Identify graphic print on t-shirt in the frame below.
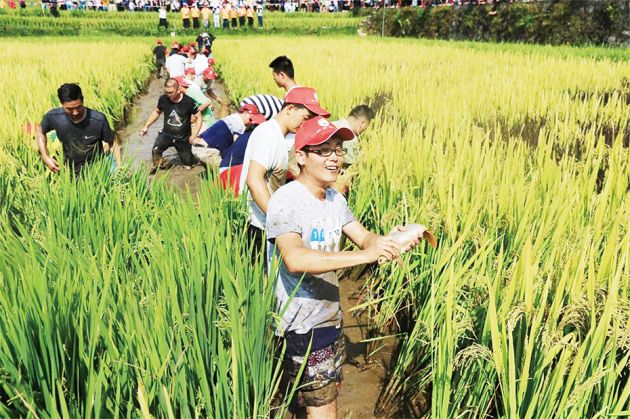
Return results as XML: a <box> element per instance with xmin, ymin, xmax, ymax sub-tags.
<box><xmin>167</xmin><ymin>110</ymin><xmax>183</xmax><ymax>127</ymax></box>
<box><xmin>308</xmin><ymin>217</ymin><xmax>342</xmax><ymax>252</ymax></box>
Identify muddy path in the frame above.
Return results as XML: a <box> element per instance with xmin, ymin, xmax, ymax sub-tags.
<box><xmin>118</xmin><ymin>76</ymin><xmax>231</xmax><ymax>196</ymax></box>
<box><xmin>118</xmin><ymin>75</ymin><xmax>390</xmax><ymax>418</ymax></box>
<box><xmin>339</xmin><ymin>275</ymin><xmax>396</xmax><ymax>418</ymax></box>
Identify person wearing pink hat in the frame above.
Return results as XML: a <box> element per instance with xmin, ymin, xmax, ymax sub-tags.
<box><xmin>239</xmin><ymin>87</ymin><xmax>329</xmax><ymax>254</ymax></box>
<box><xmin>193</xmin><ymin>103</ymin><xmax>265</xmax><ymax>153</ymax></box>
<box><xmin>265</xmin><ymin>116</ymin><xmax>415</xmax><ymax>418</ymax></box>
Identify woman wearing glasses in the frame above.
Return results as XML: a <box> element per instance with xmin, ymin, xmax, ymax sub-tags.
<box><xmin>265</xmin><ymin>116</ymin><xmax>419</xmax><ymax>418</ymax></box>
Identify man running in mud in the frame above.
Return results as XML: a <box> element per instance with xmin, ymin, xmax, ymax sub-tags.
<box><xmin>37</xmin><ymin>83</ymin><xmax>117</xmax><ymax>176</ymax></box>
<box><xmin>266</xmin><ymin>116</ymin><xmax>418</xmax><ymax>418</ymax></box>
<box><xmin>140</xmin><ymin>78</ymin><xmax>202</xmax><ymax>173</ymax></box>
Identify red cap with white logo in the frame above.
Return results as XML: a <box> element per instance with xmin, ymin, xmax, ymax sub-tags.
<box><xmin>284</xmin><ymin>87</ymin><xmax>330</xmax><ymax>117</ymax></box>
<box><xmin>295</xmin><ymin>116</ymin><xmax>355</xmax><ymax>151</ymax></box>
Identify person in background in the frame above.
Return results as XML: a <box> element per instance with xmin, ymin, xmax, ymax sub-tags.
<box><xmin>201</xmin><ymin>67</ymin><xmax>222</xmax><ymax>106</ymax></box>
<box><xmin>153</xmin><ymin>39</ymin><xmax>168</xmax><ymax>78</ymax></box>
<box><xmin>239</xmin><ymin>94</ymin><xmax>283</xmax><ymax>122</ymax></box>
<box><xmin>229</xmin><ymin>3</ymin><xmax>238</xmax><ymax>28</ymax></box>
<box><xmin>269</xmin><ymin>55</ymin><xmax>299</xmax><ymax>94</ymax></box>
<box><xmin>194</xmin><ymin>104</ymin><xmax>265</xmax><ymax>152</ymax></box>
<box><xmin>221</xmin><ymin>3</ymin><xmax>230</xmax><ymax>28</ymax></box>
<box><xmin>212</xmin><ymin>0</ymin><xmax>221</xmax><ymax>28</ymax></box>
<box><xmin>238</xmin><ymin>55</ymin><xmax>298</xmax><ymax>122</ymax></box>
<box><xmin>256</xmin><ymin>0</ymin><xmax>263</xmax><ymax>27</ymax></box>
<box><xmin>238</xmin><ymin>3</ymin><xmax>246</xmax><ymax>26</ymax></box>
<box><xmin>333</xmin><ymin>104</ymin><xmax>375</xmax><ymax>168</ymax></box>
<box><xmin>37</xmin><ymin>83</ymin><xmax>117</xmax><ymax>176</ymax></box>
<box><xmin>176</xmin><ymin>75</ymin><xmax>215</xmax><ymax>131</ymax></box>
<box><xmin>165</xmin><ymin>46</ymin><xmax>187</xmax><ymax>77</ymax></box>
<box><xmin>246</xmin><ymin>4</ymin><xmax>254</xmax><ymax>27</ymax></box>
<box><xmin>158</xmin><ymin>6</ymin><xmax>168</xmax><ymax>29</ymax></box>
<box><xmin>266</xmin><ymin>116</ymin><xmax>410</xmax><ymax>419</ymax></box>
<box><xmin>181</xmin><ymin>3</ymin><xmax>191</xmax><ymax>28</ymax></box>
<box><xmin>140</xmin><ymin>78</ymin><xmax>202</xmax><ymax>172</ymax></box>
<box><xmin>238</xmin><ymin>87</ymin><xmax>329</xmax><ymax>255</ymax></box>
<box><xmin>201</xmin><ymin>3</ymin><xmax>211</xmax><ymax>28</ymax></box>
<box><xmin>191</xmin><ymin>3</ymin><xmax>200</xmax><ymax>28</ymax></box>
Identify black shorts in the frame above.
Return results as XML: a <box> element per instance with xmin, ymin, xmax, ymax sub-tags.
<box><xmin>152</xmin><ymin>132</ymin><xmax>197</xmax><ymax>166</ymax></box>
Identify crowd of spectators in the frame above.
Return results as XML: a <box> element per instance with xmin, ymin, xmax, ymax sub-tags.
<box><xmin>1</xmin><ymin>0</ymin><xmax>526</xmax><ymax>13</ymax></box>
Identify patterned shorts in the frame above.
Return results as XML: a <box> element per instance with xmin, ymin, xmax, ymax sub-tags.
<box><xmin>283</xmin><ymin>331</ymin><xmax>345</xmax><ymax>408</ymax></box>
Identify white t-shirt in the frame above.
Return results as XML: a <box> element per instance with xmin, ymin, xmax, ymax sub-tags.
<box><xmin>266</xmin><ymin>181</ymin><xmax>356</xmax><ymax>334</ymax></box>
<box><xmin>159</xmin><ymin>8</ymin><xmax>167</xmax><ymax>18</ymax></box>
<box><xmin>222</xmin><ymin>113</ymin><xmax>246</xmax><ymax>135</ymax></box>
<box><xmin>165</xmin><ymin>54</ymin><xmax>186</xmax><ymax>77</ymax></box>
<box><xmin>239</xmin><ymin>119</ymin><xmax>288</xmax><ymax>229</ymax></box>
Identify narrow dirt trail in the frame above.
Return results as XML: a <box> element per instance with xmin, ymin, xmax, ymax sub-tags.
<box><xmin>119</xmin><ymin>76</ymin><xmax>230</xmax><ymax>195</ymax></box>
<box><xmin>118</xmin><ymin>75</ymin><xmax>390</xmax><ymax>418</ymax></box>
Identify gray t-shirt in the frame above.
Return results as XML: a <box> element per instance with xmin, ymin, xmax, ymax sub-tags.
<box><xmin>266</xmin><ymin>181</ymin><xmax>356</xmax><ymax>335</ymax></box>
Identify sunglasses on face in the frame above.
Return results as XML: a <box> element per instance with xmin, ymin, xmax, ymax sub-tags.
<box><xmin>304</xmin><ymin>147</ymin><xmax>346</xmax><ymax>157</ymax></box>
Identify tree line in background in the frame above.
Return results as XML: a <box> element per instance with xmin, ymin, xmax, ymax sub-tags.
<box><xmin>364</xmin><ymin>0</ymin><xmax>630</xmax><ymax>46</ymax></box>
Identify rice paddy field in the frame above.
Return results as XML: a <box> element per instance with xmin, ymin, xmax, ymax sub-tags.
<box><xmin>1</xmin><ymin>32</ymin><xmax>629</xmax><ymax>417</ymax></box>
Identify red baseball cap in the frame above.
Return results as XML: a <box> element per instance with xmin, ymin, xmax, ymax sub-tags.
<box><xmin>157</xmin><ymin>39</ymin><xmax>162</xmax><ymax>45</ymax></box>
<box><xmin>295</xmin><ymin>116</ymin><xmax>354</xmax><ymax>151</ymax></box>
<box><xmin>284</xmin><ymin>87</ymin><xmax>329</xmax><ymax>117</ymax></box>
<box><xmin>208</xmin><ymin>57</ymin><xmax>215</xmax><ymax>66</ymax></box>
<box><xmin>240</xmin><ymin>103</ymin><xmax>266</xmax><ymax>125</ymax></box>
<box><xmin>203</xmin><ymin>68</ymin><xmax>217</xmax><ymax>80</ymax></box>
<box><xmin>181</xmin><ymin>45</ymin><xmax>190</xmax><ymax>53</ymax></box>
<box><xmin>173</xmin><ymin>76</ymin><xmax>191</xmax><ymax>87</ymax></box>
<box><xmin>184</xmin><ymin>67</ymin><xmax>196</xmax><ymax>75</ymax></box>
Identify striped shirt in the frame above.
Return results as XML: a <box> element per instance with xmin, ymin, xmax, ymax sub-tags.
<box><xmin>239</xmin><ymin>94</ymin><xmax>283</xmax><ymax>121</ymax></box>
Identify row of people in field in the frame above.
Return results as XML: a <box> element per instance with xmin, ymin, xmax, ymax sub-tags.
<box><xmin>137</xmin><ymin>54</ymin><xmax>415</xmax><ymax>417</ymax></box>
<box><xmin>34</xmin><ymin>50</ymin><xmax>420</xmax><ymax>418</ymax></box>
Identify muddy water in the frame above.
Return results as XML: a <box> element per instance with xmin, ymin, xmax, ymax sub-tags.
<box><xmin>119</xmin><ymin>77</ymin><xmax>231</xmax><ymax>196</ymax></box>
<box><xmin>119</xmin><ymin>76</ymin><xmax>387</xmax><ymax>418</ymax></box>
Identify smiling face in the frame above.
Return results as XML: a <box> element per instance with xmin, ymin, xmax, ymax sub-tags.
<box><xmin>296</xmin><ymin>137</ymin><xmax>345</xmax><ymax>186</ymax></box>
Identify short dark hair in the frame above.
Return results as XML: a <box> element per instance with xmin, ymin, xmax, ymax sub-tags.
<box><xmin>269</xmin><ymin>56</ymin><xmax>295</xmax><ymax>79</ymax></box>
<box><xmin>349</xmin><ymin>104</ymin><xmax>375</xmax><ymax>120</ymax></box>
<box><xmin>281</xmin><ymin>102</ymin><xmax>306</xmax><ymax>111</ymax></box>
<box><xmin>57</xmin><ymin>83</ymin><xmax>83</xmax><ymax>103</ymax></box>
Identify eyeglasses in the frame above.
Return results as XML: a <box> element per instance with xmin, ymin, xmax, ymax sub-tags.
<box><xmin>304</xmin><ymin>147</ymin><xmax>347</xmax><ymax>157</ymax></box>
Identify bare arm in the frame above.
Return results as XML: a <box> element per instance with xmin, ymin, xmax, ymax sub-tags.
<box><xmin>140</xmin><ymin>108</ymin><xmax>162</xmax><ymax>135</ymax></box>
<box><xmin>343</xmin><ymin>221</ymin><xmax>381</xmax><ymax>249</ymax></box>
<box><xmin>275</xmin><ymin>232</ymin><xmax>400</xmax><ymax>275</ymax></box>
<box><xmin>197</xmin><ymin>100</ymin><xmax>212</xmax><ymax>113</ymax></box>
<box><xmin>189</xmin><ymin>112</ymin><xmax>202</xmax><ymax>143</ymax></box>
<box><xmin>36</xmin><ymin>125</ymin><xmax>60</xmax><ymax>173</ymax></box>
<box><xmin>246</xmin><ymin>160</ymin><xmax>272</xmax><ymax>214</ymax></box>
